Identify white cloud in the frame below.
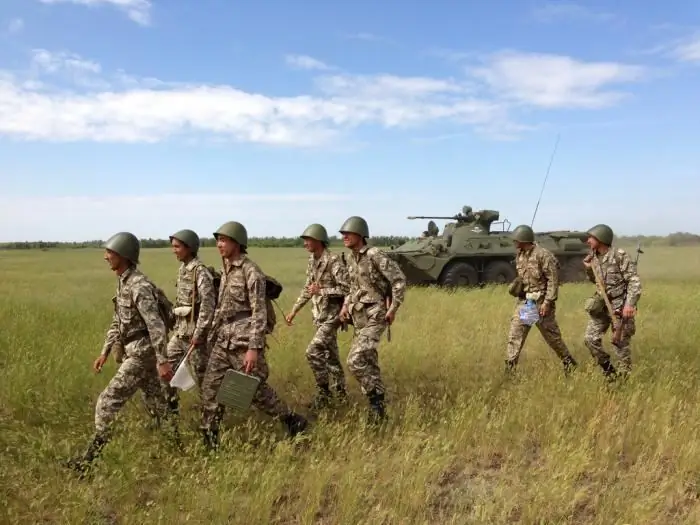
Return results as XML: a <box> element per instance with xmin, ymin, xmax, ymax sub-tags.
<box><xmin>6</xmin><ymin>18</ymin><xmax>24</xmax><ymax>34</ymax></box>
<box><xmin>0</xmin><ymin>47</ymin><xmax>648</xmax><ymax>147</ymax></box>
<box><xmin>531</xmin><ymin>2</ymin><xmax>617</xmax><ymax>23</ymax></box>
<box><xmin>670</xmin><ymin>32</ymin><xmax>700</xmax><ymax>63</ymax></box>
<box><xmin>285</xmin><ymin>54</ymin><xmax>333</xmax><ymax>71</ymax></box>
<box><xmin>38</xmin><ymin>0</ymin><xmax>151</xmax><ymax>26</ymax></box>
<box><xmin>469</xmin><ymin>50</ymin><xmax>646</xmax><ymax>109</ymax></box>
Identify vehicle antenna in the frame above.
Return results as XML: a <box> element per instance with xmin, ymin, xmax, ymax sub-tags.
<box><xmin>530</xmin><ymin>133</ymin><xmax>561</xmax><ymax>228</ymax></box>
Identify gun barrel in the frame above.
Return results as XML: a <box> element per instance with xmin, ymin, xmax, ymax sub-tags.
<box><xmin>406</xmin><ymin>215</ymin><xmax>458</xmax><ymax>220</ymax></box>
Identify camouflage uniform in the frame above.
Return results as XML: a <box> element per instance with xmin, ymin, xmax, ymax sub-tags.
<box><xmin>505</xmin><ymin>225</ymin><xmax>577</xmax><ymax>372</ymax></box>
<box><xmin>164</xmin><ymin>256</ymin><xmax>216</xmax><ymax>406</ymax></box>
<box><xmin>583</xmin><ymin>224</ymin><xmax>642</xmax><ymax>378</ymax></box>
<box><xmin>340</xmin><ymin>216</ymin><xmax>406</xmax><ymax>423</ymax></box>
<box><xmin>200</xmin><ymin>221</ymin><xmax>307</xmax><ymax>449</ymax></box>
<box><xmin>66</xmin><ymin>232</ymin><xmax>171</xmax><ymax>475</ymax></box>
<box><xmin>289</xmin><ymin>228</ymin><xmax>350</xmax><ymax>404</ymax></box>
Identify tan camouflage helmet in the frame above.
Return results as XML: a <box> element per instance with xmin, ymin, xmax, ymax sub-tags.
<box><xmin>169</xmin><ymin>229</ymin><xmax>200</xmax><ymax>254</ymax></box>
<box><xmin>213</xmin><ymin>221</ymin><xmax>248</xmax><ymax>248</ymax></box>
<box><xmin>339</xmin><ymin>216</ymin><xmax>370</xmax><ymax>238</ymax></box>
<box><xmin>587</xmin><ymin>224</ymin><xmax>614</xmax><ymax>245</ymax></box>
<box><xmin>103</xmin><ymin>231</ymin><xmax>140</xmax><ymax>264</ymax></box>
<box><xmin>511</xmin><ymin>224</ymin><xmax>535</xmax><ymax>243</ymax></box>
<box><xmin>301</xmin><ymin>223</ymin><xmax>329</xmax><ymax>245</ymax></box>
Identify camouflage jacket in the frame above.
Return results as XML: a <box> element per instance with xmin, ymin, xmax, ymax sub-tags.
<box><xmin>290</xmin><ymin>249</ymin><xmax>350</xmax><ymax>325</ymax></box>
<box><xmin>211</xmin><ymin>255</ymin><xmax>268</xmax><ymax>350</ymax></box>
<box><xmin>586</xmin><ymin>247</ymin><xmax>642</xmax><ymax>310</ymax></box>
<box><xmin>515</xmin><ymin>244</ymin><xmax>560</xmax><ymax>304</ymax></box>
<box><xmin>100</xmin><ymin>266</ymin><xmax>168</xmax><ymax>365</ymax></box>
<box><xmin>343</xmin><ymin>245</ymin><xmax>406</xmax><ymax>314</ymax></box>
<box><xmin>173</xmin><ymin>257</ymin><xmax>217</xmax><ymax>341</ymax></box>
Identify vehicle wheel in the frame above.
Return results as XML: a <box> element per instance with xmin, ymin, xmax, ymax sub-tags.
<box><xmin>560</xmin><ymin>256</ymin><xmax>587</xmax><ymax>283</ymax></box>
<box><xmin>483</xmin><ymin>260</ymin><xmax>517</xmax><ymax>284</ymax></box>
<box><xmin>439</xmin><ymin>261</ymin><xmax>479</xmax><ymax>288</ymax></box>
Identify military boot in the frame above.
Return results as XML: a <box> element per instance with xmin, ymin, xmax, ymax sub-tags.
<box><xmin>332</xmin><ymin>382</ymin><xmax>348</xmax><ymax>404</ymax></box>
<box><xmin>281</xmin><ymin>412</ymin><xmax>309</xmax><ymax>438</ymax></box>
<box><xmin>307</xmin><ymin>382</ymin><xmax>332</xmax><ymax>411</ymax></box>
<box><xmin>562</xmin><ymin>355</ymin><xmax>578</xmax><ymax>375</ymax></box>
<box><xmin>367</xmin><ymin>390</ymin><xmax>387</xmax><ymax>425</ymax></box>
<box><xmin>201</xmin><ymin>426</ymin><xmax>220</xmax><ymax>451</ymax></box>
<box><xmin>64</xmin><ymin>433</ymin><xmax>108</xmax><ymax>477</ymax></box>
<box><xmin>599</xmin><ymin>359</ymin><xmax>618</xmax><ymax>381</ymax></box>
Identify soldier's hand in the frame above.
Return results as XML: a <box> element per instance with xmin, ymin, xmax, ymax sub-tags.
<box><xmin>307</xmin><ymin>283</ymin><xmax>321</xmax><ymax>295</ymax></box>
<box><xmin>622</xmin><ymin>304</ymin><xmax>636</xmax><ymax>319</ymax></box>
<box><xmin>284</xmin><ymin>313</ymin><xmax>295</xmax><ymax>326</ymax></box>
<box><xmin>339</xmin><ymin>305</ymin><xmax>349</xmax><ymax>322</ymax></box>
<box><xmin>583</xmin><ymin>254</ymin><xmax>593</xmax><ymax>268</ymax></box>
<box><xmin>93</xmin><ymin>355</ymin><xmax>107</xmax><ymax>373</ymax></box>
<box><xmin>158</xmin><ymin>362</ymin><xmax>174</xmax><ymax>382</ymax></box>
<box><xmin>243</xmin><ymin>349</ymin><xmax>258</xmax><ymax>374</ymax></box>
<box><xmin>191</xmin><ymin>337</ymin><xmax>203</xmax><ymax>347</ymax></box>
<box><xmin>385</xmin><ymin>310</ymin><xmax>395</xmax><ymax>325</ymax></box>
<box><xmin>539</xmin><ymin>302</ymin><xmax>550</xmax><ymax>317</ymax></box>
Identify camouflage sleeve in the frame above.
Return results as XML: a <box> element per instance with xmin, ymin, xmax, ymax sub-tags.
<box><xmin>246</xmin><ymin>264</ymin><xmax>267</xmax><ymax>350</ymax></box>
<box><xmin>320</xmin><ymin>254</ymin><xmax>350</xmax><ymax>298</ymax></box>
<box><xmin>132</xmin><ymin>284</ymin><xmax>168</xmax><ymax>365</ymax></box>
<box><xmin>193</xmin><ymin>267</ymin><xmax>217</xmax><ymax>342</ymax></box>
<box><xmin>585</xmin><ymin>265</ymin><xmax>596</xmax><ymax>284</ymax></box>
<box><xmin>290</xmin><ymin>260</ymin><xmax>313</xmax><ymax>316</ymax></box>
<box><xmin>541</xmin><ymin>251</ymin><xmax>559</xmax><ymax>303</ymax></box>
<box><xmin>618</xmin><ymin>249</ymin><xmax>642</xmax><ymax>307</ymax></box>
<box><xmin>100</xmin><ymin>309</ymin><xmax>120</xmax><ymax>358</ymax></box>
<box><xmin>374</xmin><ymin>250</ymin><xmax>406</xmax><ymax>313</ymax></box>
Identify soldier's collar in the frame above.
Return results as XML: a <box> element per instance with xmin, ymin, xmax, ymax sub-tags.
<box><xmin>119</xmin><ymin>265</ymin><xmax>136</xmax><ymax>283</ymax></box>
<box><xmin>184</xmin><ymin>257</ymin><xmax>199</xmax><ymax>270</ymax></box>
<box><xmin>226</xmin><ymin>255</ymin><xmax>246</xmax><ymax>269</ymax></box>
<box><xmin>357</xmin><ymin>245</ymin><xmax>369</xmax><ymax>255</ymax></box>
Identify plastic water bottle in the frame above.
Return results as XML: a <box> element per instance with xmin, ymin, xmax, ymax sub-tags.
<box><xmin>519</xmin><ymin>299</ymin><xmax>540</xmax><ymax>326</ymax></box>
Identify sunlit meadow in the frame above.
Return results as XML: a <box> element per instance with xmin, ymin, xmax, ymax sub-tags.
<box><xmin>1</xmin><ymin>245</ymin><xmax>700</xmax><ymax>524</ymax></box>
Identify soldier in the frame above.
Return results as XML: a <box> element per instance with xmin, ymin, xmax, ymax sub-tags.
<box><xmin>200</xmin><ymin>221</ymin><xmax>308</xmax><ymax>450</ymax></box>
<box><xmin>505</xmin><ymin>224</ymin><xmax>578</xmax><ymax>373</ymax></box>
<box><xmin>285</xmin><ymin>223</ymin><xmax>350</xmax><ymax>410</ymax></box>
<box><xmin>65</xmin><ymin>232</ymin><xmax>173</xmax><ymax>475</ymax></box>
<box><xmin>163</xmin><ymin>229</ymin><xmax>217</xmax><ymax>415</ymax></box>
<box><xmin>582</xmin><ymin>224</ymin><xmax>642</xmax><ymax>380</ymax></box>
<box><xmin>338</xmin><ymin>216</ymin><xmax>406</xmax><ymax>424</ymax></box>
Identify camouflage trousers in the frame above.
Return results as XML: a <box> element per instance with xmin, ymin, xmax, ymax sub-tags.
<box><xmin>200</xmin><ymin>338</ymin><xmax>291</xmax><ymax>430</ymax></box>
<box><xmin>348</xmin><ymin>303</ymin><xmax>387</xmax><ymax>396</ymax></box>
<box><xmin>305</xmin><ymin>321</ymin><xmax>346</xmax><ymax>389</ymax></box>
<box><xmin>584</xmin><ymin>312</ymin><xmax>636</xmax><ymax>374</ymax></box>
<box><xmin>161</xmin><ymin>336</ymin><xmax>210</xmax><ymax>404</ymax></box>
<box><xmin>506</xmin><ymin>300</ymin><xmax>574</xmax><ymax>365</ymax></box>
<box><xmin>95</xmin><ymin>350</ymin><xmax>168</xmax><ymax>438</ymax></box>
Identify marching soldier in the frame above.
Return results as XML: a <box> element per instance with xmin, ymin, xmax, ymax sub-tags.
<box><xmin>286</xmin><ymin>223</ymin><xmax>350</xmax><ymax>409</ymax></box>
<box><xmin>163</xmin><ymin>229</ymin><xmax>217</xmax><ymax>414</ymax></box>
<box><xmin>338</xmin><ymin>216</ymin><xmax>406</xmax><ymax>424</ymax></box>
<box><xmin>65</xmin><ymin>232</ymin><xmax>173</xmax><ymax>475</ymax></box>
<box><xmin>505</xmin><ymin>224</ymin><xmax>578</xmax><ymax>373</ymax></box>
<box><xmin>582</xmin><ymin>224</ymin><xmax>642</xmax><ymax>380</ymax></box>
<box><xmin>200</xmin><ymin>221</ymin><xmax>308</xmax><ymax>450</ymax></box>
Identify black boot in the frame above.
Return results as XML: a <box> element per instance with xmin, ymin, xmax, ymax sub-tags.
<box><xmin>282</xmin><ymin>412</ymin><xmax>309</xmax><ymax>438</ymax></box>
<box><xmin>64</xmin><ymin>433</ymin><xmax>108</xmax><ymax>477</ymax></box>
<box><xmin>504</xmin><ymin>359</ymin><xmax>517</xmax><ymax>374</ymax></box>
<box><xmin>367</xmin><ymin>390</ymin><xmax>387</xmax><ymax>425</ymax></box>
<box><xmin>600</xmin><ymin>359</ymin><xmax>618</xmax><ymax>381</ymax></box>
<box><xmin>167</xmin><ymin>396</ymin><xmax>180</xmax><ymax>417</ymax></box>
<box><xmin>562</xmin><ymin>355</ymin><xmax>578</xmax><ymax>375</ymax></box>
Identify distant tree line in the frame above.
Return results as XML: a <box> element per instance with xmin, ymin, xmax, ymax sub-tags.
<box><xmin>1</xmin><ymin>232</ymin><xmax>699</xmax><ymax>251</ymax></box>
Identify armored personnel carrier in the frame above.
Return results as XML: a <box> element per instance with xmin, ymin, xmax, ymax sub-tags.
<box><xmin>385</xmin><ymin>205</ymin><xmax>590</xmax><ymax>288</ymax></box>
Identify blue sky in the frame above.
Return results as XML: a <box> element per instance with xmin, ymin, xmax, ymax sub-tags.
<box><xmin>0</xmin><ymin>0</ymin><xmax>698</xmax><ymax>242</ymax></box>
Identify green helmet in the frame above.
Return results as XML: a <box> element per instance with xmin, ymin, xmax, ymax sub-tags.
<box><xmin>587</xmin><ymin>223</ymin><xmax>614</xmax><ymax>245</ymax></box>
<box><xmin>213</xmin><ymin>221</ymin><xmax>248</xmax><ymax>248</ymax></box>
<box><xmin>169</xmin><ymin>229</ymin><xmax>200</xmax><ymax>253</ymax></box>
<box><xmin>301</xmin><ymin>223</ymin><xmax>329</xmax><ymax>244</ymax></box>
<box><xmin>103</xmin><ymin>232</ymin><xmax>140</xmax><ymax>264</ymax></box>
<box><xmin>339</xmin><ymin>216</ymin><xmax>370</xmax><ymax>238</ymax></box>
<box><xmin>512</xmin><ymin>224</ymin><xmax>535</xmax><ymax>243</ymax></box>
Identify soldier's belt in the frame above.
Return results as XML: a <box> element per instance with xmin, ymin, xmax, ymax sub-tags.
<box><xmin>222</xmin><ymin>311</ymin><xmax>252</xmax><ymax>324</ymax></box>
<box><xmin>120</xmin><ymin>329</ymin><xmax>149</xmax><ymax>346</ymax></box>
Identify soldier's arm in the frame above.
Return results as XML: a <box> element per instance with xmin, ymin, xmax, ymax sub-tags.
<box><xmin>246</xmin><ymin>266</ymin><xmax>267</xmax><ymax>350</ymax></box>
<box><xmin>193</xmin><ymin>268</ymin><xmax>217</xmax><ymax>342</ymax></box>
<box><xmin>374</xmin><ymin>251</ymin><xmax>406</xmax><ymax>314</ymax></box>
<box><xmin>289</xmin><ymin>262</ymin><xmax>313</xmax><ymax>316</ymax></box>
<box><xmin>133</xmin><ymin>285</ymin><xmax>169</xmax><ymax>365</ymax></box>
<box><xmin>321</xmin><ymin>255</ymin><xmax>350</xmax><ymax>297</ymax></box>
<box><xmin>541</xmin><ymin>251</ymin><xmax>559</xmax><ymax>304</ymax></box>
<box><xmin>618</xmin><ymin>249</ymin><xmax>642</xmax><ymax>307</ymax></box>
<box><xmin>100</xmin><ymin>315</ymin><xmax>119</xmax><ymax>358</ymax></box>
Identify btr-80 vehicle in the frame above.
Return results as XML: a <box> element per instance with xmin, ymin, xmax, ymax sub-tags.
<box><xmin>384</xmin><ymin>205</ymin><xmax>591</xmax><ymax>288</ymax></box>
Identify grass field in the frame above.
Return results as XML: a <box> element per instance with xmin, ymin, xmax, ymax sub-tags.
<box><xmin>2</xmin><ymin>244</ymin><xmax>700</xmax><ymax>524</ymax></box>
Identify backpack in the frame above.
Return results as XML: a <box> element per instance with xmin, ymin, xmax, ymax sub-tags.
<box><xmin>264</xmin><ymin>275</ymin><xmax>283</xmax><ymax>335</ymax></box>
<box><xmin>205</xmin><ymin>265</ymin><xmax>222</xmax><ymax>308</ymax></box>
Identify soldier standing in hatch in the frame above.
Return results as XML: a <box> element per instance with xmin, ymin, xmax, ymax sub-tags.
<box><xmin>505</xmin><ymin>224</ymin><xmax>578</xmax><ymax>373</ymax></box>
<box><xmin>338</xmin><ymin>216</ymin><xmax>406</xmax><ymax>424</ymax></box>
<box><xmin>582</xmin><ymin>224</ymin><xmax>642</xmax><ymax>381</ymax></box>
<box><xmin>65</xmin><ymin>232</ymin><xmax>174</xmax><ymax>475</ymax></box>
<box><xmin>162</xmin><ymin>229</ymin><xmax>217</xmax><ymax>415</ymax></box>
<box><xmin>200</xmin><ymin>221</ymin><xmax>308</xmax><ymax>450</ymax></box>
<box><xmin>285</xmin><ymin>223</ymin><xmax>350</xmax><ymax>409</ymax></box>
